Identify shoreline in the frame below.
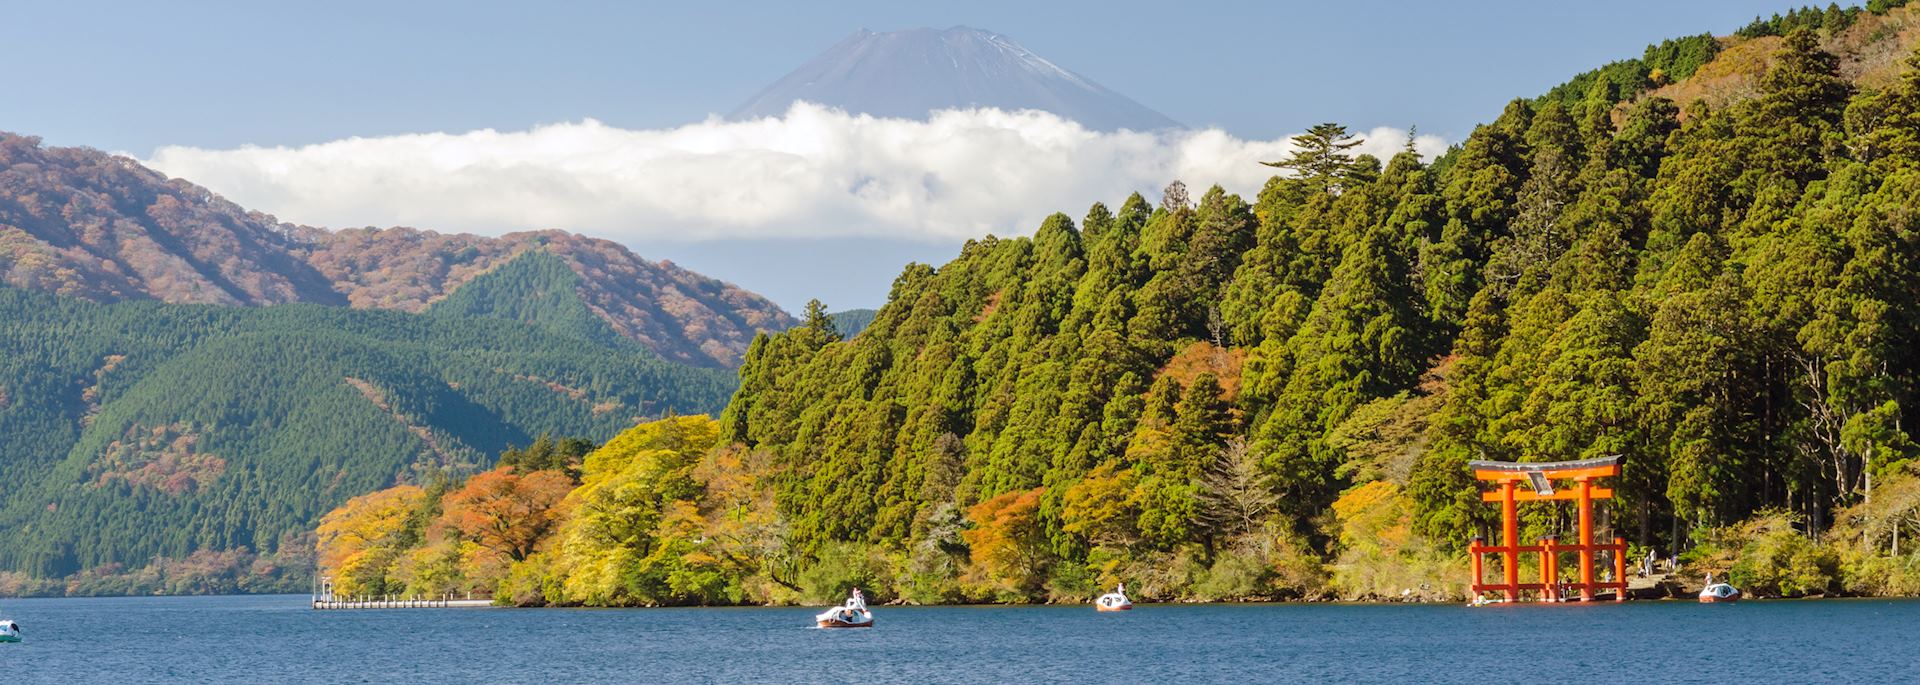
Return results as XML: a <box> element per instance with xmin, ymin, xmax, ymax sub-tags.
<box><xmin>8</xmin><ymin>591</ymin><xmax>1907</xmax><ymax>606</ymax></box>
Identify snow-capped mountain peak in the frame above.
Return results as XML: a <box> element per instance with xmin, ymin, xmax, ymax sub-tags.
<box><xmin>729</xmin><ymin>26</ymin><xmax>1181</xmax><ymax>132</ymax></box>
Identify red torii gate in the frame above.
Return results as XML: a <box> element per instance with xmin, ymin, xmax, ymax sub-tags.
<box><xmin>1468</xmin><ymin>456</ymin><xmax>1627</xmax><ymax>603</ymax></box>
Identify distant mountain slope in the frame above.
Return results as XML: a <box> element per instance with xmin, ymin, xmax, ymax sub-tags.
<box><xmin>729</xmin><ymin>26</ymin><xmax>1180</xmax><ymax>131</ymax></box>
<box><xmin>828</xmin><ymin>308</ymin><xmax>878</xmax><ymax>338</ymax></box>
<box><xmin>425</xmin><ymin>248</ymin><xmax>630</xmax><ymax>346</ymax></box>
<box><xmin>1537</xmin><ymin>3</ymin><xmax>1920</xmax><ymax>112</ymax></box>
<box><xmin>0</xmin><ymin>273</ymin><xmax>736</xmax><ymax>578</ymax></box>
<box><xmin>0</xmin><ymin>134</ymin><xmax>794</xmax><ymax>367</ymax></box>
<box><xmin>0</xmin><ymin>134</ymin><xmax>344</xmax><ymax>306</ymax></box>
<box><xmin>292</xmin><ymin>226</ymin><xmax>792</xmax><ymax>367</ymax></box>
<box><xmin>1641</xmin><ymin>4</ymin><xmax>1920</xmax><ymax>108</ymax></box>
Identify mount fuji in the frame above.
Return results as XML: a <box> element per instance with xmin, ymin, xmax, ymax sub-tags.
<box><xmin>729</xmin><ymin>26</ymin><xmax>1181</xmax><ymax>132</ymax></box>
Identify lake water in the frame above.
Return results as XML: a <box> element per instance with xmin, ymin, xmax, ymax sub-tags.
<box><xmin>0</xmin><ymin>594</ymin><xmax>1910</xmax><ymax>683</ymax></box>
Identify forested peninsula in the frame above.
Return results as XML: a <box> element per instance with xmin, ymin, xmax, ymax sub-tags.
<box><xmin>0</xmin><ymin>254</ymin><xmax>738</xmax><ymax>597</ymax></box>
<box><xmin>305</xmin><ymin>7</ymin><xmax>1920</xmax><ymax>607</ymax></box>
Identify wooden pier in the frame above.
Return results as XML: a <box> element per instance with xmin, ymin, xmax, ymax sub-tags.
<box><xmin>310</xmin><ymin>596</ymin><xmax>494</xmax><ymax>609</ymax></box>
<box><xmin>311</xmin><ymin>576</ymin><xmax>494</xmax><ymax>609</ymax></box>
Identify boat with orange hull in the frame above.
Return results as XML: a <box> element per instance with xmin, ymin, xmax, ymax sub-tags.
<box><xmin>815</xmin><ymin>588</ymin><xmax>874</xmax><ymax>628</ymax></box>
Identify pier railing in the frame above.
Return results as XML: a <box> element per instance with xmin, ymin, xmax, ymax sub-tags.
<box><xmin>312</xmin><ymin>574</ymin><xmax>495</xmax><ymax>609</ymax></box>
<box><xmin>310</xmin><ymin>594</ymin><xmax>494</xmax><ymax>609</ymax></box>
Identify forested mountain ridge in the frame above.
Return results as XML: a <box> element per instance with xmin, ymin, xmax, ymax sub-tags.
<box><xmin>712</xmin><ymin>10</ymin><xmax>1920</xmax><ymax>601</ymax></box>
<box><xmin>0</xmin><ymin>135</ymin><xmax>793</xmax><ymax>367</ymax></box>
<box><xmin>0</xmin><ymin>255</ymin><xmax>736</xmax><ymax>588</ymax></box>
<box><xmin>288</xmin><ymin>227</ymin><xmax>792</xmax><ymax>367</ymax></box>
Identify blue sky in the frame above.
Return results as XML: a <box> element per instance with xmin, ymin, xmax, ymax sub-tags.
<box><xmin>3</xmin><ymin>0</ymin><xmax>1801</xmax><ymax>311</ymax></box>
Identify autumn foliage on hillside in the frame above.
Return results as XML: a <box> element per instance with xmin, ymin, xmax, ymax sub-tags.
<box><xmin>0</xmin><ymin>138</ymin><xmax>793</xmax><ymax>367</ymax></box>
<box><xmin>0</xmin><ymin>134</ymin><xmax>343</xmax><ymax>306</ymax></box>
<box><xmin>318</xmin><ymin>416</ymin><xmax>760</xmax><ymax>604</ymax></box>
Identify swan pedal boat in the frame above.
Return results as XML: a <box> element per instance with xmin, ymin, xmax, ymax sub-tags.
<box><xmin>1095</xmin><ymin>583</ymin><xmax>1132</xmax><ymax>611</ymax></box>
<box><xmin>816</xmin><ymin>589</ymin><xmax>874</xmax><ymax>628</ymax></box>
<box><xmin>1699</xmin><ymin>582</ymin><xmax>1742</xmax><ymax>603</ymax></box>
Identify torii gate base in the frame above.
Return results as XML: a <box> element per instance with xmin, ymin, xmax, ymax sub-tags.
<box><xmin>1467</xmin><ymin>456</ymin><xmax>1627</xmax><ymax>603</ymax></box>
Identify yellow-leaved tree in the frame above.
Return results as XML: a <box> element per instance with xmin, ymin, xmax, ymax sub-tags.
<box><xmin>315</xmin><ymin>485</ymin><xmax>427</xmax><ymax>597</ymax></box>
<box><xmin>535</xmin><ymin>415</ymin><xmax>738</xmax><ymax>606</ymax></box>
<box><xmin>1327</xmin><ymin>480</ymin><xmax>1455</xmax><ymax>601</ymax></box>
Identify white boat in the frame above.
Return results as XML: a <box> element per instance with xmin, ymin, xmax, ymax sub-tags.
<box><xmin>1095</xmin><ymin>583</ymin><xmax>1132</xmax><ymax>611</ymax></box>
<box><xmin>815</xmin><ymin>588</ymin><xmax>874</xmax><ymax>628</ymax></box>
<box><xmin>0</xmin><ymin>620</ymin><xmax>19</xmax><ymax>643</ymax></box>
<box><xmin>1699</xmin><ymin>573</ymin><xmax>1741</xmax><ymax>603</ymax></box>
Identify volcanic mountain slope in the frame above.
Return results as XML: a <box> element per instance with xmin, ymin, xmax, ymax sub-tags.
<box><xmin>0</xmin><ymin>134</ymin><xmax>793</xmax><ymax>367</ymax></box>
<box><xmin>729</xmin><ymin>26</ymin><xmax>1180</xmax><ymax>131</ymax></box>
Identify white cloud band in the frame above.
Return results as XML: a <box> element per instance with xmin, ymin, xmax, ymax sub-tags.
<box><xmin>141</xmin><ymin>103</ymin><xmax>1447</xmax><ymax>242</ymax></box>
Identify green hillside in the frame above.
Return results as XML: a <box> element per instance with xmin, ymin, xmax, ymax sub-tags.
<box><xmin>426</xmin><ymin>249</ymin><xmax>632</xmax><ymax>346</ymax></box>
<box><xmin>0</xmin><ymin>250</ymin><xmax>734</xmax><ymax>579</ymax></box>
<box><xmin>827</xmin><ymin>308</ymin><xmax>879</xmax><ymax>338</ymax></box>
<box><xmin>715</xmin><ymin>26</ymin><xmax>1920</xmax><ymax>600</ymax></box>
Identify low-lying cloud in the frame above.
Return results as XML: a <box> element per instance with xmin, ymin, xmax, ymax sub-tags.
<box><xmin>142</xmin><ymin>103</ymin><xmax>1446</xmax><ymax>242</ymax></box>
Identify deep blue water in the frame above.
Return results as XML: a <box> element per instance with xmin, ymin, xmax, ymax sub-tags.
<box><xmin>0</xmin><ymin>594</ymin><xmax>1912</xmax><ymax>683</ymax></box>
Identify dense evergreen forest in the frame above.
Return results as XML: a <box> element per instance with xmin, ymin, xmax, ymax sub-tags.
<box><xmin>724</xmin><ymin>24</ymin><xmax>1920</xmax><ymax>601</ymax></box>
<box><xmin>317</xmin><ymin>7</ymin><xmax>1920</xmax><ymax>605</ymax></box>
<box><xmin>0</xmin><ymin>250</ymin><xmax>734</xmax><ymax>593</ymax></box>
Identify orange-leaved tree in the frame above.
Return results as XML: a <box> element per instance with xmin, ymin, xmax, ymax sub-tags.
<box><xmin>962</xmin><ymin>487</ymin><xmax>1051</xmax><ymax>598</ymax></box>
<box><xmin>439</xmin><ymin>468</ymin><xmax>572</xmax><ymax>562</ymax></box>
